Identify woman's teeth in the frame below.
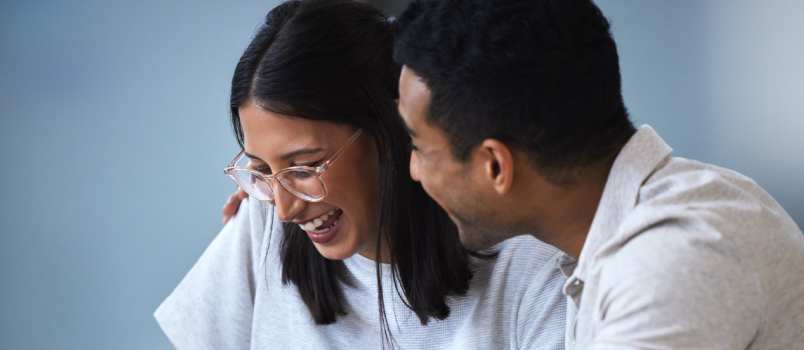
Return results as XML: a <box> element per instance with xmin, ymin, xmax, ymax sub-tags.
<box><xmin>300</xmin><ymin>209</ymin><xmax>337</xmax><ymax>231</ymax></box>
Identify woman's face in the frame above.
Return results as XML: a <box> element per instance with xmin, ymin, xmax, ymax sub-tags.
<box><xmin>238</xmin><ymin>101</ymin><xmax>380</xmax><ymax>260</ymax></box>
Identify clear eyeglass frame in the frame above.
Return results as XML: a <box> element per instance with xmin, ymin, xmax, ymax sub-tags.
<box><xmin>223</xmin><ymin>129</ymin><xmax>362</xmax><ymax>203</ymax></box>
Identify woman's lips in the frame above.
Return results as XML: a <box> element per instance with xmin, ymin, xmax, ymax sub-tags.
<box><xmin>304</xmin><ymin>209</ymin><xmax>343</xmax><ymax>244</ymax></box>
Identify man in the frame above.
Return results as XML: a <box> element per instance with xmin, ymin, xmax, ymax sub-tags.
<box><xmin>392</xmin><ymin>0</ymin><xmax>804</xmax><ymax>348</ymax></box>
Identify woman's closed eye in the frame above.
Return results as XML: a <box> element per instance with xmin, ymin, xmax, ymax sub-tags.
<box><xmin>252</xmin><ymin>164</ymin><xmax>272</xmax><ymax>175</ymax></box>
<box><xmin>286</xmin><ymin>169</ymin><xmax>315</xmax><ymax>179</ymax></box>
<box><xmin>292</xmin><ymin>159</ymin><xmax>324</xmax><ymax>168</ymax></box>
<box><xmin>255</xmin><ymin>160</ymin><xmax>323</xmax><ymax>177</ymax></box>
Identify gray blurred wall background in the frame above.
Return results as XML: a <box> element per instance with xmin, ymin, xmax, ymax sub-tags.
<box><xmin>1</xmin><ymin>0</ymin><xmax>801</xmax><ymax>348</ymax></box>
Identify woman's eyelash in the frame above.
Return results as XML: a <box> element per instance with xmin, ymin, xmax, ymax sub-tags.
<box><xmin>254</xmin><ymin>165</ymin><xmax>272</xmax><ymax>174</ymax></box>
<box><xmin>254</xmin><ymin>161</ymin><xmax>322</xmax><ymax>174</ymax></box>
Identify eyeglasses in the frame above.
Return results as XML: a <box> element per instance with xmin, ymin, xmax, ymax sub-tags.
<box><xmin>224</xmin><ymin>129</ymin><xmax>362</xmax><ymax>203</ymax></box>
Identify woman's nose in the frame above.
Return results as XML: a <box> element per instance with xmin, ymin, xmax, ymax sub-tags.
<box><xmin>273</xmin><ymin>182</ymin><xmax>306</xmax><ymax>222</ymax></box>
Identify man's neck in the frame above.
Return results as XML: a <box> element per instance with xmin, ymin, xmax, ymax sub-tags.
<box><xmin>519</xmin><ymin>162</ymin><xmax>613</xmax><ymax>258</ymax></box>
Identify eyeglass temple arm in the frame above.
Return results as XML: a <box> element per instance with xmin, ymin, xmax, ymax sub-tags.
<box><xmin>318</xmin><ymin>129</ymin><xmax>362</xmax><ymax>172</ymax></box>
<box><xmin>224</xmin><ymin>150</ymin><xmax>245</xmax><ymax>173</ymax></box>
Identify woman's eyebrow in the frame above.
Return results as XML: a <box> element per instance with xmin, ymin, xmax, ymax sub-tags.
<box><xmin>280</xmin><ymin>148</ymin><xmax>324</xmax><ymax>161</ymax></box>
<box><xmin>243</xmin><ymin>151</ymin><xmax>264</xmax><ymax>162</ymax></box>
<box><xmin>244</xmin><ymin>148</ymin><xmax>325</xmax><ymax>163</ymax></box>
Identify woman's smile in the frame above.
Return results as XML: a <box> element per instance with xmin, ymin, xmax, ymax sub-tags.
<box><xmin>299</xmin><ymin>208</ymin><xmax>344</xmax><ymax>244</ymax></box>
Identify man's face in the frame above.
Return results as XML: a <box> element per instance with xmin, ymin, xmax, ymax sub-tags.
<box><xmin>397</xmin><ymin>66</ymin><xmax>507</xmax><ymax>250</ymax></box>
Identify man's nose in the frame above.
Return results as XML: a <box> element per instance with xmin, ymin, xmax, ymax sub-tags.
<box><xmin>410</xmin><ymin>151</ymin><xmax>421</xmax><ymax>182</ymax></box>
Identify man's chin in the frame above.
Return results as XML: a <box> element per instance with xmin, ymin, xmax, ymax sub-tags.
<box><xmin>458</xmin><ymin>222</ymin><xmax>512</xmax><ymax>251</ymax></box>
<box><xmin>456</xmin><ymin>224</ymin><xmax>485</xmax><ymax>250</ymax></box>
<box><xmin>449</xmin><ymin>212</ymin><xmax>493</xmax><ymax>250</ymax></box>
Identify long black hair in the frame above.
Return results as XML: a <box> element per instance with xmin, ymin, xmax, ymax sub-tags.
<box><xmin>229</xmin><ymin>0</ymin><xmax>482</xmax><ymax>341</ymax></box>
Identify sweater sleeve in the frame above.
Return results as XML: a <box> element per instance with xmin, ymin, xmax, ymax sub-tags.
<box><xmin>154</xmin><ymin>198</ymin><xmax>270</xmax><ymax>349</ymax></box>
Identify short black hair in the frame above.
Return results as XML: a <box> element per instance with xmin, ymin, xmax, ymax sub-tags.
<box><xmin>394</xmin><ymin>0</ymin><xmax>635</xmax><ymax>181</ymax></box>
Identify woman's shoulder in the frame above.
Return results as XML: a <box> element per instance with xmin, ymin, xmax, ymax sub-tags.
<box><xmin>479</xmin><ymin>235</ymin><xmax>566</xmax><ymax>296</ymax></box>
<box><xmin>492</xmin><ymin>235</ymin><xmax>564</xmax><ymax>270</ymax></box>
<box><xmin>236</xmin><ymin>197</ymin><xmax>270</xmax><ymax>233</ymax></box>
<box><xmin>153</xmin><ymin>198</ymin><xmax>283</xmax><ymax>349</ymax></box>
<box><xmin>236</xmin><ymin>198</ymin><xmax>284</xmax><ymax>268</ymax></box>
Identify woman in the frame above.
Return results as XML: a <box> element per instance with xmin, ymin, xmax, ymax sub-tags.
<box><xmin>155</xmin><ymin>1</ymin><xmax>567</xmax><ymax>348</ymax></box>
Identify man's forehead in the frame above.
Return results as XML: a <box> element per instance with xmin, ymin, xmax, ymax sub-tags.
<box><xmin>398</xmin><ymin>67</ymin><xmax>457</xmax><ymax>155</ymax></box>
<box><xmin>398</xmin><ymin>66</ymin><xmax>432</xmax><ymax>130</ymax></box>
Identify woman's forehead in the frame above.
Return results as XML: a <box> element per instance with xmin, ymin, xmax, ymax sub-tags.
<box><xmin>240</xmin><ymin>103</ymin><xmax>349</xmax><ymax>160</ymax></box>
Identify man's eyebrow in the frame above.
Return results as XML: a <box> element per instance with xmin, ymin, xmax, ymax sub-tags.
<box><xmin>402</xmin><ymin>122</ymin><xmax>418</xmax><ymax>138</ymax></box>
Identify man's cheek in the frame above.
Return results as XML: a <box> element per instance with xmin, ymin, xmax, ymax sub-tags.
<box><xmin>420</xmin><ymin>173</ymin><xmax>443</xmax><ymax>201</ymax></box>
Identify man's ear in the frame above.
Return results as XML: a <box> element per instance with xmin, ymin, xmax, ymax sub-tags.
<box><xmin>476</xmin><ymin>139</ymin><xmax>515</xmax><ymax>195</ymax></box>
